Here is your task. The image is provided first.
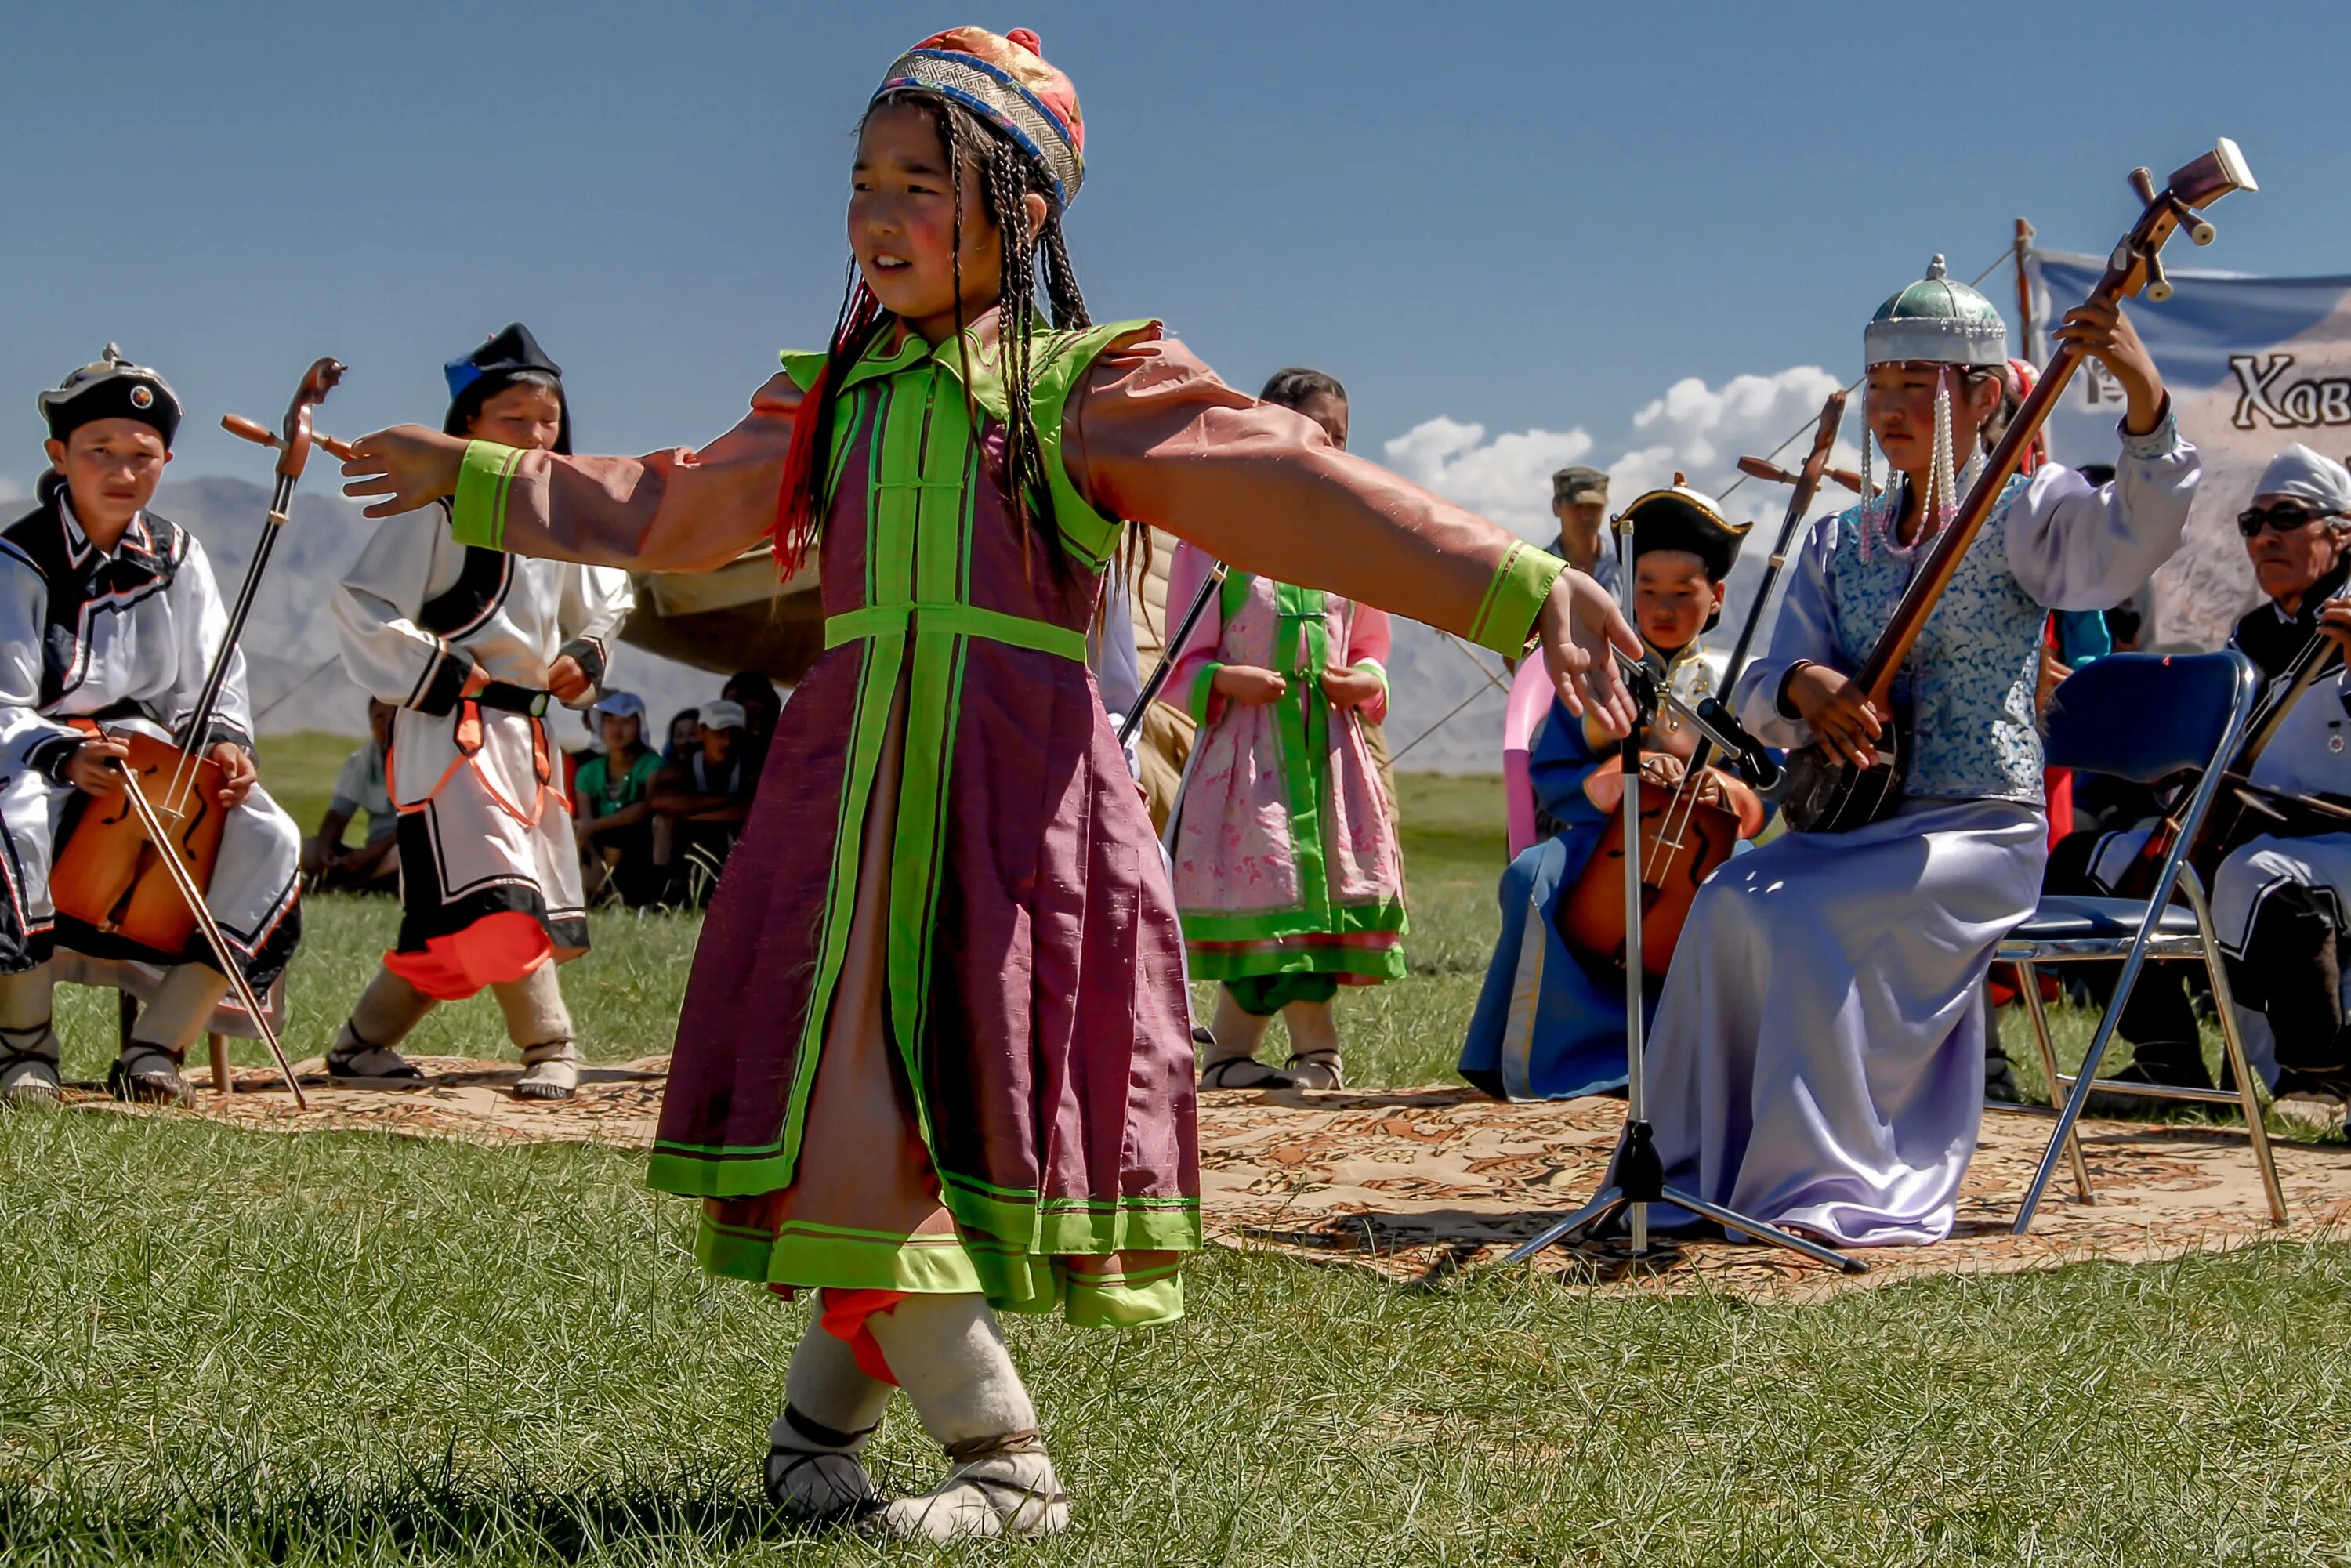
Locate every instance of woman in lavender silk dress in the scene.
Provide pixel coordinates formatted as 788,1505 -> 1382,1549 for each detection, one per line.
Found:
1643,259 -> 2199,1247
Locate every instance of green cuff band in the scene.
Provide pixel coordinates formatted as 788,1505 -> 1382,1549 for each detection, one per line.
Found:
1186,661 -> 1225,729
1466,542 -> 1568,656
451,440 -> 524,551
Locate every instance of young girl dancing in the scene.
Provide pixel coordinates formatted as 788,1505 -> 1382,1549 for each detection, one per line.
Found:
339,27 -> 1633,1540
1642,258 -> 2196,1247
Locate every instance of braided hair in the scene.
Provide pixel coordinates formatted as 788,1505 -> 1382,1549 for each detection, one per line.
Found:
773,92 -> 1092,581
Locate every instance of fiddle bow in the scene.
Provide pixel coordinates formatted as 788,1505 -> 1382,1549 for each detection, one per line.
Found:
55,360 -> 347,1107
1778,139 -> 2256,835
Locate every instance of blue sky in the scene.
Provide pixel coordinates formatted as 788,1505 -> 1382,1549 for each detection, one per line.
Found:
5,1 -> 2346,533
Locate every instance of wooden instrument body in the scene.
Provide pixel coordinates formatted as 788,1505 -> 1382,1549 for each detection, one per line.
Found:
1780,721 -> 1905,835
50,730 -> 226,954
1559,753 -> 1745,979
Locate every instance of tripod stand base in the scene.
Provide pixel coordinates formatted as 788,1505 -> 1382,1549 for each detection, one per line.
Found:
1495,1121 -> 1867,1276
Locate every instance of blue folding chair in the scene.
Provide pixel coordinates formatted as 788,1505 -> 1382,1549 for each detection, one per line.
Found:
1998,651 -> 2287,1236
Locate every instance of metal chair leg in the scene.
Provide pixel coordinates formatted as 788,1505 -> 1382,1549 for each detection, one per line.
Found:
2015,928 -> 2156,1236
2016,961 -> 2094,1203
2180,869 -> 2287,1226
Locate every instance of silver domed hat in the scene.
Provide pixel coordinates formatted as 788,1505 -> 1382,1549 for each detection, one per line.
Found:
1863,255 -> 2009,368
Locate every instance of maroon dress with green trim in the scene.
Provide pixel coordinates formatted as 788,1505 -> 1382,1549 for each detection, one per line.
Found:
440,313 -> 1568,1326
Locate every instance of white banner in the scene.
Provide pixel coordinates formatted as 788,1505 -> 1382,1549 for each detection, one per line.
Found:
2024,249 -> 2351,648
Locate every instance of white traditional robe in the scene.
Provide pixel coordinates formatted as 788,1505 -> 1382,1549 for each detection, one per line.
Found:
0,482 -> 302,995
332,502 -> 632,998
1645,450 -> 2194,1246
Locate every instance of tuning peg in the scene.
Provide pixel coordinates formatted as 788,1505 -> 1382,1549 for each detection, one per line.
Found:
2166,196 -> 2218,245
2128,166 -> 2158,205
2143,250 -> 2174,303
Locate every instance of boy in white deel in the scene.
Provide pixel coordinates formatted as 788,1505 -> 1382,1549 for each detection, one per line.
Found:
0,348 -> 303,1104
328,324 -> 632,1101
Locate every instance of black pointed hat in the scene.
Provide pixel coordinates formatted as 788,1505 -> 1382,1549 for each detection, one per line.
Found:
443,322 -> 571,454
1614,476 -> 1751,582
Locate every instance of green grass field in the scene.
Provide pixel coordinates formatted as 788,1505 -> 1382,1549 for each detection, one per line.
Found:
6,748 -> 2349,1564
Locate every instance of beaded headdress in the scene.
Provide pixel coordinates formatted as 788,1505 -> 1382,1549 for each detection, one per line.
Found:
1857,257 -> 2007,557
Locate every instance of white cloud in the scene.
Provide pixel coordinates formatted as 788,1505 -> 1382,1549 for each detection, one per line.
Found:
1382,417 -> 1594,541
1382,364 -> 1867,554
0,474 -> 23,505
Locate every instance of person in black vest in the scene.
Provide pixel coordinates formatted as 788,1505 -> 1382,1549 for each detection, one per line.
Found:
327,324 -> 635,1101
0,348 -> 303,1105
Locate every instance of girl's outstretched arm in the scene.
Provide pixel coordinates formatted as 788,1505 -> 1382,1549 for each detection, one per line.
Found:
1067,331 -> 1636,731
339,374 -> 803,574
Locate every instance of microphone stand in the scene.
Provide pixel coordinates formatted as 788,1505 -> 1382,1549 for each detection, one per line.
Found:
1497,528 -> 1864,1277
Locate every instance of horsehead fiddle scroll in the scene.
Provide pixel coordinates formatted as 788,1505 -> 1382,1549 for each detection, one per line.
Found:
52,358 -> 349,1107
1777,139 -> 2256,835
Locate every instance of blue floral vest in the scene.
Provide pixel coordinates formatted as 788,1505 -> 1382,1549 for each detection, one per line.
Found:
1825,474 -> 2044,804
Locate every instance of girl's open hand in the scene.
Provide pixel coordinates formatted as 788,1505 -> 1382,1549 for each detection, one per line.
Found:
342,425 -> 469,518
1213,665 -> 1288,706
1786,661 -> 1884,770
1319,665 -> 1384,712
1536,568 -> 1641,737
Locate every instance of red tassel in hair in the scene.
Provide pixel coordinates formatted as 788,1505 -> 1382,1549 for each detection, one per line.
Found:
771,357 -> 831,581
771,282 -> 886,580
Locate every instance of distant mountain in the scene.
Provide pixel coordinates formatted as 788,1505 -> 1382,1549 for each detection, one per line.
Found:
147,477 -> 736,741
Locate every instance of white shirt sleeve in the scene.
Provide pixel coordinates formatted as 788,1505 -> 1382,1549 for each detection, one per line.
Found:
556,563 -> 636,703
0,553 -> 81,777
2003,412 -> 2199,610
1730,512 -> 1844,751
334,509 -> 476,715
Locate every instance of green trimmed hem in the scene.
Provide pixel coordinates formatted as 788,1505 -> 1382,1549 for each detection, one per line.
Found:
1467,541 -> 1568,656
695,1214 -> 1194,1328
698,1216 -> 985,1294
1178,897 -> 1410,945
648,1149 -> 797,1198
451,440 -> 523,550
1186,945 -> 1407,985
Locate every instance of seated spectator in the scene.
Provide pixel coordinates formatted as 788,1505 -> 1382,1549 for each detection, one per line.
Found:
652,698 -> 756,906
722,671 -> 783,777
661,706 -> 701,769
574,690 -> 665,907
302,699 -> 401,894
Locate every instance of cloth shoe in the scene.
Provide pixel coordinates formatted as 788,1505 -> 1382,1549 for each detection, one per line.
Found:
513,1041 -> 580,1101
766,1406 -> 885,1527
868,1433 -> 1068,1542
0,1023 -> 63,1106
326,1019 -> 422,1081
108,1041 -> 192,1106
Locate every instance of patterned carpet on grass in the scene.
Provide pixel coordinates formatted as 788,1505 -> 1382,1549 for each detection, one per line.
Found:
61,1058 -> 2351,1301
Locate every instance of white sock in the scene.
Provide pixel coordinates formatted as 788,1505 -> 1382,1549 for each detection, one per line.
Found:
335,967 -> 437,1068
128,965 -> 230,1057
864,1294 -> 1067,1540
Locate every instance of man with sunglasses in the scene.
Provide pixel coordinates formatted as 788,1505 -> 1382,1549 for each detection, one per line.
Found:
2049,444 -> 2351,1116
